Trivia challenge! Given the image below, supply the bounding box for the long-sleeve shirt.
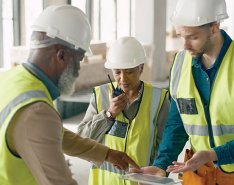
[154,30,234,170]
[7,63,109,185]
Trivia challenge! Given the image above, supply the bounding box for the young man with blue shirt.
[131,0,234,184]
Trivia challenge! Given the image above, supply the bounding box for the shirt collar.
[23,62,60,100]
[192,29,232,69]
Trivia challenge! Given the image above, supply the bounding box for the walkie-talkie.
[107,74,123,97]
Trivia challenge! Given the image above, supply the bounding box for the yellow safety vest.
[0,65,57,185]
[170,41,234,172]
[89,82,167,185]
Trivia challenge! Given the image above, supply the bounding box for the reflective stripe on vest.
[0,90,46,127]
[170,50,186,101]
[170,42,234,172]
[89,82,166,185]
[183,124,234,136]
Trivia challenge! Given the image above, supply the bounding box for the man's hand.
[105,149,140,171]
[129,166,166,177]
[166,150,218,173]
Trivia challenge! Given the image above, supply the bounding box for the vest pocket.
[107,120,128,138]
[176,98,198,114]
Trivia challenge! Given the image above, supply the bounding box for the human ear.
[210,22,220,35]
[57,49,65,62]
[139,64,144,74]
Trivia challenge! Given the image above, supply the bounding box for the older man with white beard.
[0,5,139,185]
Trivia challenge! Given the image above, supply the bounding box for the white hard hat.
[171,0,229,26]
[105,37,146,69]
[31,4,92,54]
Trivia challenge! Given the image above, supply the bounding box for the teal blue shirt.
[23,62,60,100]
[154,30,233,170]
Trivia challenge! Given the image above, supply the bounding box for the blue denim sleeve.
[213,140,234,166]
[153,99,189,171]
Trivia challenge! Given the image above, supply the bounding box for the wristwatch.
[105,110,114,120]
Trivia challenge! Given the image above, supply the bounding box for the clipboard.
[119,173,182,185]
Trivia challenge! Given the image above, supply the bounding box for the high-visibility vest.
[170,41,234,172]
[0,65,57,185]
[89,82,168,185]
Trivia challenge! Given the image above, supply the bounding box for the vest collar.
[23,62,60,100]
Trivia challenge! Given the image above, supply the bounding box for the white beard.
[58,60,78,95]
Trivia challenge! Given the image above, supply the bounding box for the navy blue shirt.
[154,30,233,170]
[23,62,60,100]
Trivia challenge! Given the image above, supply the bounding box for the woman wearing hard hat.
[77,36,170,185]
[131,0,234,185]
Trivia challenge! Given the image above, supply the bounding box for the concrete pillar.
[44,0,68,7]
[151,0,167,82]
[134,0,167,82]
